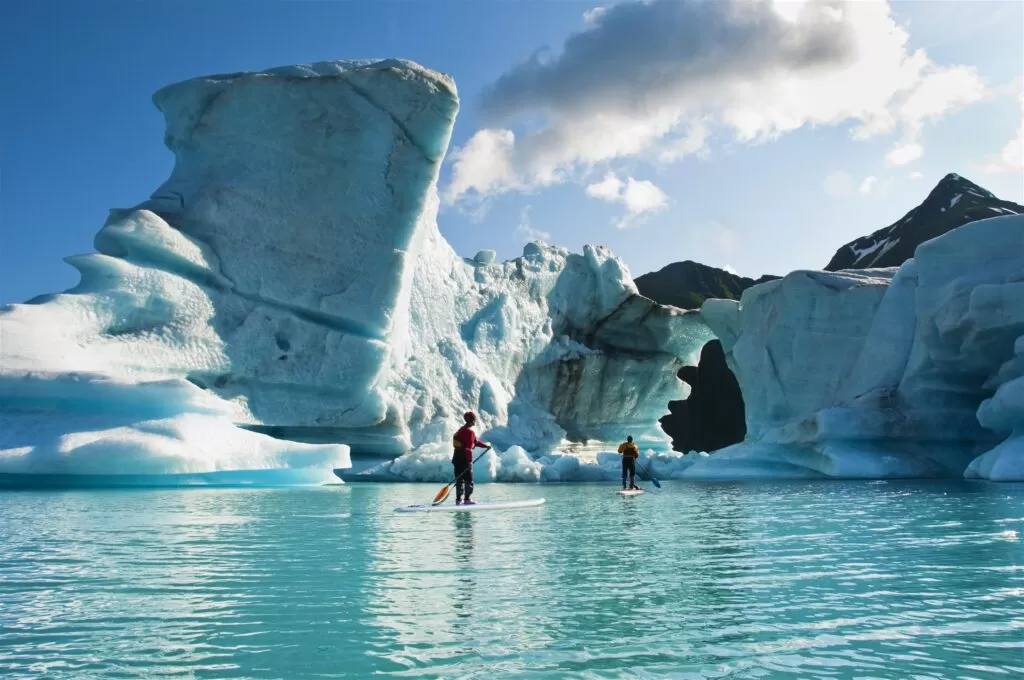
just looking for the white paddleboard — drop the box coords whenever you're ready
[395,498,545,513]
[618,489,645,496]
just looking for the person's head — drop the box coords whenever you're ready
[627,436,633,443]
[464,411,477,426]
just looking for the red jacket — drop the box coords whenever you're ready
[452,425,487,462]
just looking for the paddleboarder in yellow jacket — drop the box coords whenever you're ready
[618,436,641,490]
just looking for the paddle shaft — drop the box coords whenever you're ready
[454,448,488,482]
[433,446,490,504]
[635,459,661,488]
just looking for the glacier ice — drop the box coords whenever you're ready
[0,59,712,485]
[694,214,1024,481]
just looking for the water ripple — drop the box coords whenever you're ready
[2,481,1023,677]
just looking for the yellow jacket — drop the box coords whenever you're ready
[618,442,639,459]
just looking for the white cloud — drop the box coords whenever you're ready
[885,141,924,166]
[582,5,608,26]
[621,178,669,215]
[448,112,677,204]
[513,206,551,243]
[444,0,993,208]
[722,264,739,276]
[824,170,854,197]
[859,176,878,195]
[980,95,1024,174]
[443,128,520,208]
[585,173,624,202]
[898,65,987,130]
[585,172,668,227]
[909,171,923,179]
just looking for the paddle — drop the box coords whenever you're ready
[635,459,661,489]
[432,446,491,505]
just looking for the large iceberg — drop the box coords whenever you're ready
[694,214,1024,481]
[0,60,712,485]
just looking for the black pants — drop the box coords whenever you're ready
[622,457,636,487]
[453,455,474,501]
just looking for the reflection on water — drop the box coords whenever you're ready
[452,512,475,623]
[2,480,1024,678]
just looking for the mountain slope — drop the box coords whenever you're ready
[635,260,775,310]
[826,173,1023,271]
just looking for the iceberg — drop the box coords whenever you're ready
[693,214,1024,481]
[0,60,712,485]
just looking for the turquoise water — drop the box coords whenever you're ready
[2,481,1023,678]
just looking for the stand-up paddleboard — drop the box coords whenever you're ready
[395,498,545,513]
[618,488,644,496]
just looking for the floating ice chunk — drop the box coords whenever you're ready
[682,444,826,480]
[965,437,1024,481]
[644,450,707,478]
[345,446,705,483]
[0,411,348,479]
[0,375,348,482]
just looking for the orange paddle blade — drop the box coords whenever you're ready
[432,484,452,505]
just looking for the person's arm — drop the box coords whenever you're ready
[475,437,491,450]
[617,443,625,454]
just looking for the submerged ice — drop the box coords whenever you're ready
[0,60,711,483]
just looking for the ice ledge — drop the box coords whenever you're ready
[153,59,458,164]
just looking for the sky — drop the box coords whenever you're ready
[1,0,1022,305]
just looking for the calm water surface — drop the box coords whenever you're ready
[2,480,1023,678]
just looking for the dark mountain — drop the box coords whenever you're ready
[635,260,776,310]
[826,173,1023,271]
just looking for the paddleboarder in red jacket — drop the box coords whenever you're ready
[452,411,490,505]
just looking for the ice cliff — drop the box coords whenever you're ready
[0,60,712,484]
[694,214,1024,481]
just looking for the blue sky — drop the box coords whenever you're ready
[1,1,1021,305]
